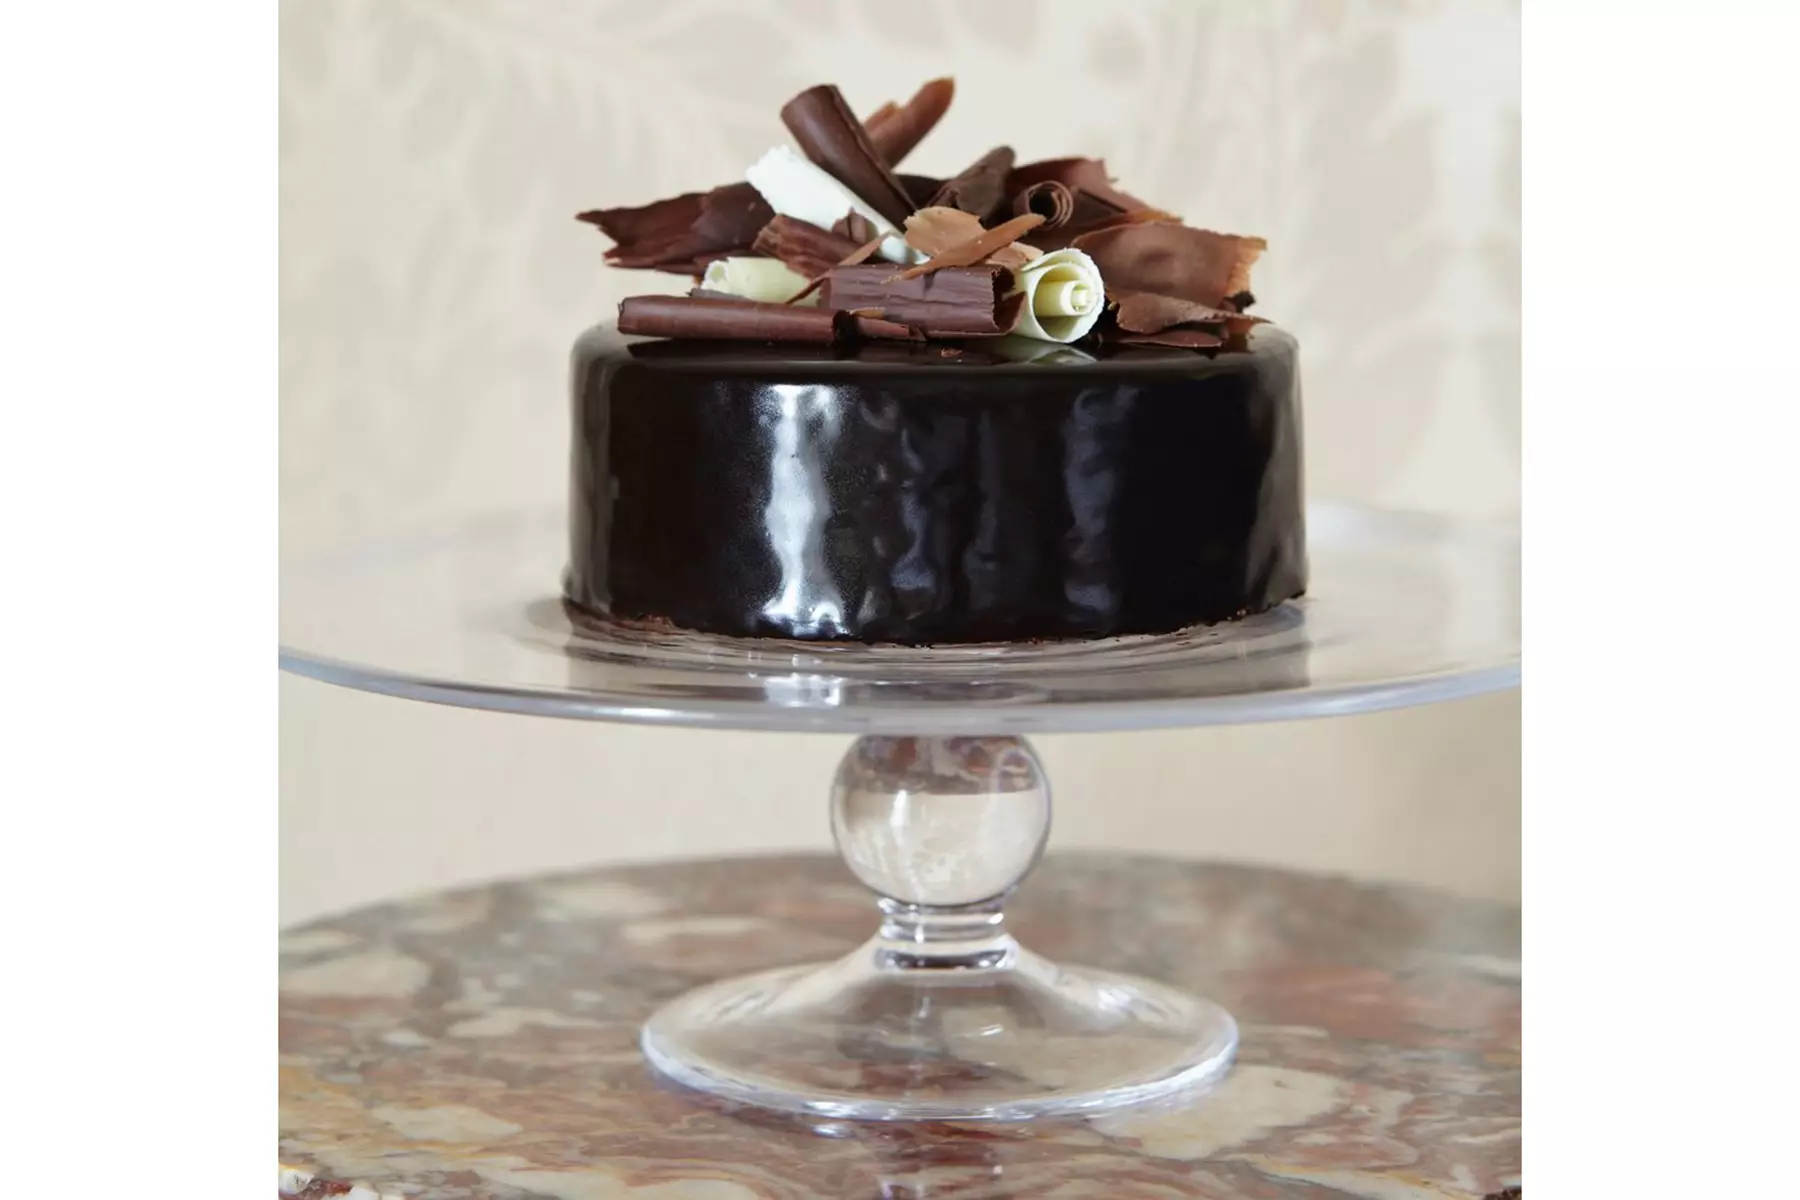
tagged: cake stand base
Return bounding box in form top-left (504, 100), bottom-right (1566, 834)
top-left (639, 734), bottom-right (1238, 1120)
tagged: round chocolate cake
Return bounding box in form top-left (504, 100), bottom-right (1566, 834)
top-left (566, 74), bottom-right (1308, 643)
top-left (564, 325), bottom-right (1306, 644)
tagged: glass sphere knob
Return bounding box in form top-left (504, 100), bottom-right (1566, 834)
top-left (829, 736), bottom-right (1052, 909)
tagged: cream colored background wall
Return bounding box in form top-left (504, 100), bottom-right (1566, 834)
top-left (279, 0), bottom-right (1520, 926)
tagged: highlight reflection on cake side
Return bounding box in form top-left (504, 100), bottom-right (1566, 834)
top-left (759, 384), bottom-right (847, 637)
top-left (1061, 385), bottom-right (1130, 622)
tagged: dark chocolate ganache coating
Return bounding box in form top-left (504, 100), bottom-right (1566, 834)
top-left (566, 325), bottom-right (1306, 644)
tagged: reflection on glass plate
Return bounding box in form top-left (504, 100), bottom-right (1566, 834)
top-left (280, 504), bottom-right (1518, 733)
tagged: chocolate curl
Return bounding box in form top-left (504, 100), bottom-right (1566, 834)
top-left (781, 85), bottom-right (915, 227)
top-left (1025, 205), bottom-right (1184, 252)
top-left (1006, 157), bottom-right (1152, 214)
top-left (1012, 181), bottom-right (1076, 229)
top-left (783, 231), bottom-right (892, 305)
top-left (1112, 290), bottom-right (1265, 336)
top-left (902, 207), bottom-right (1034, 270)
top-left (1110, 327), bottom-right (1227, 350)
top-left (618, 295), bottom-right (844, 343)
top-left (864, 77), bottom-right (956, 167)
top-left (890, 213), bottom-right (1045, 281)
top-left (577, 182), bottom-right (772, 275)
top-left (928, 146), bottom-right (1016, 224)
top-left (753, 215), bottom-right (862, 278)
top-left (823, 264), bottom-right (1025, 336)
top-left (904, 206), bottom-right (985, 256)
top-left (851, 313), bottom-right (925, 340)
top-left (1074, 223), bottom-right (1267, 306)
top-left (899, 174), bottom-right (946, 208)
top-left (833, 212), bottom-right (880, 244)
top-left (1009, 179), bottom-right (1128, 234)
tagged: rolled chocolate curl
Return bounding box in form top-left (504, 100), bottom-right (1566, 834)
top-left (929, 146), bottom-right (1015, 224)
top-left (618, 295), bottom-right (844, 343)
top-left (1012, 180), bottom-right (1076, 229)
top-left (1072, 223), bottom-right (1266, 307)
top-left (1006, 247), bottom-right (1106, 343)
top-left (780, 84), bottom-right (915, 227)
top-left (1024, 205), bottom-right (1184, 253)
top-left (699, 257), bottom-right (817, 305)
top-left (1006, 157), bottom-right (1152, 214)
top-left (865, 77), bottom-right (956, 167)
top-left (821, 264), bottom-right (1024, 336)
top-left (577, 182), bottom-right (772, 275)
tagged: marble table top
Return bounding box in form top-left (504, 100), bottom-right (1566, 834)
top-left (280, 854), bottom-right (1521, 1199)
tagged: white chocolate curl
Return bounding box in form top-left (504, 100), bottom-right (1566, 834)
top-left (744, 145), bottom-right (919, 265)
top-left (1006, 247), bottom-right (1106, 343)
top-left (700, 257), bottom-right (817, 305)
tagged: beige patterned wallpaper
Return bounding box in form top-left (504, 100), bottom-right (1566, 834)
top-left (280, 0), bottom-right (1519, 924)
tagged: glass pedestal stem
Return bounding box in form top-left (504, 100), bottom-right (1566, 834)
top-left (640, 734), bottom-right (1239, 1121)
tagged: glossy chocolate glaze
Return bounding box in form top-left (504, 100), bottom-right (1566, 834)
top-left (566, 325), bottom-right (1306, 644)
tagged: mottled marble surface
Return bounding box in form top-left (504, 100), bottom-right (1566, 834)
top-left (280, 855), bottom-right (1520, 1199)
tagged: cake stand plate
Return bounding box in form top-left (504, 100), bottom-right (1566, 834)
top-left (280, 503), bottom-right (1518, 1121)
top-left (281, 503), bottom-right (1517, 734)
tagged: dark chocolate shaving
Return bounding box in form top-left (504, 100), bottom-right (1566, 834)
top-left (889, 213), bottom-right (1045, 281)
top-left (929, 146), bottom-right (1016, 223)
top-left (619, 295), bottom-right (844, 343)
top-left (904, 206), bottom-right (986, 256)
top-left (782, 85), bottom-right (915, 227)
top-left (1007, 157), bottom-right (1151, 215)
top-left (1110, 326), bottom-right (1226, 350)
top-left (1023, 205), bottom-right (1181, 252)
top-left (865, 77), bottom-right (956, 167)
top-left (1012, 180), bottom-right (1076, 229)
top-left (752, 215), bottom-right (863, 278)
top-left (899, 174), bottom-right (946, 208)
top-left (1112, 290), bottom-right (1264, 336)
top-left (1226, 290), bottom-right (1256, 312)
top-left (783, 231), bottom-right (891, 305)
top-left (1074, 223), bottom-right (1266, 307)
top-left (832, 211), bottom-right (880, 244)
top-left (823, 264), bottom-right (1024, 336)
top-left (851, 314), bottom-right (925, 340)
top-left (577, 182), bottom-right (772, 275)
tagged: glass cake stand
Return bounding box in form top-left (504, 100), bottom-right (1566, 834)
top-left (280, 502), bottom-right (1519, 1122)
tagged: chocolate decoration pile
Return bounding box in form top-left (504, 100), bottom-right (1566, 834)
top-left (577, 78), bottom-right (1270, 350)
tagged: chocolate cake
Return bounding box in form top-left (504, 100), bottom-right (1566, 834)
top-left (565, 78), bottom-right (1307, 645)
